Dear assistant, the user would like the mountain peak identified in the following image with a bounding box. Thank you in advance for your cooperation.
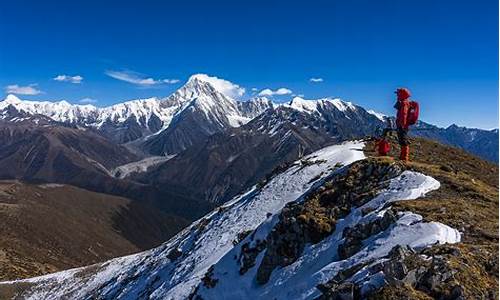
[58,100,72,106]
[288,96,319,113]
[3,94,22,104]
[185,74,245,99]
[287,96,357,114]
[187,73,212,83]
[447,124,462,130]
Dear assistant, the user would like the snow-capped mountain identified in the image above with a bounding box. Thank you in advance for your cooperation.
[284,96,356,113]
[0,75,273,146]
[136,75,273,155]
[1,74,497,161]
[0,76,381,155]
[0,94,99,124]
[0,94,164,143]
[0,141,462,299]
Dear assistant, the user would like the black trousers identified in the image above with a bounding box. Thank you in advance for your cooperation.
[397,127,409,146]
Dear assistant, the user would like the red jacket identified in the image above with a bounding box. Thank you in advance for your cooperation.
[394,88,411,130]
[395,99,410,130]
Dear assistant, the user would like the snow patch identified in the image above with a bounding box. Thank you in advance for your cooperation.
[285,97,357,114]
[111,155,175,179]
[367,109,386,121]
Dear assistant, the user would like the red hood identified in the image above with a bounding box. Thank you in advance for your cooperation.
[396,88,411,101]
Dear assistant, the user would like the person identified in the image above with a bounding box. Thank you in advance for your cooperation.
[394,88,412,161]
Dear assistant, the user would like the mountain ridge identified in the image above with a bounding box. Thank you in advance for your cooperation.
[1,74,497,162]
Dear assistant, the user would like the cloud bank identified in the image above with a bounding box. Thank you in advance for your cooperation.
[106,70,179,87]
[258,87,293,96]
[54,75,83,83]
[5,84,42,95]
[79,97,98,104]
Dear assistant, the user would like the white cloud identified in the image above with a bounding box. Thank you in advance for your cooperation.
[258,87,293,97]
[54,75,83,83]
[5,84,42,95]
[106,70,179,87]
[189,74,245,99]
[251,87,258,92]
[163,79,180,84]
[309,77,324,83]
[79,97,97,104]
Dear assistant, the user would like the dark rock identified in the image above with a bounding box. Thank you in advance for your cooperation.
[233,230,252,246]
[448,285,466,300]
[485,255,499,277]
[387,244,415,260]
[201,266,218,289]
[383,259,408,281]
[440,165,454,172]
[337,238,363,261]
[166,248,182,261]
[338,210,398,260]
[316,281,357,300]
[238,239,267,275]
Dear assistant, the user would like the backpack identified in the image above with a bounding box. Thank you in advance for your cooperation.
[377,139,391,156]
[407,101,419,125]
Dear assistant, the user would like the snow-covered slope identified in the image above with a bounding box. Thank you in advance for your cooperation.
[367,109,386,121]
[1,141,365,299]
[196,171,459,299]
[163,75,254,128]
[0,94,98,124]
[0,141,462,300]
[284,96,357,114]
[111,155,175,179]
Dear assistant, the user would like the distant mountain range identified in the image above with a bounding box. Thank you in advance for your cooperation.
[1,74,496,161]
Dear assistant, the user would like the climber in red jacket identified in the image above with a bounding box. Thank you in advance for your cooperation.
[394,88,413,161]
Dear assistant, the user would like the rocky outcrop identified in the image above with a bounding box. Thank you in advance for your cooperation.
[201,266,218,289]
[338,209,398,260]
[255,159,406,285]
[316,244,497,300]
[238,237,267,275]
[316,245,415,299]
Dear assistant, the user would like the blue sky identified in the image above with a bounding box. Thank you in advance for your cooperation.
[0,0,498,129]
